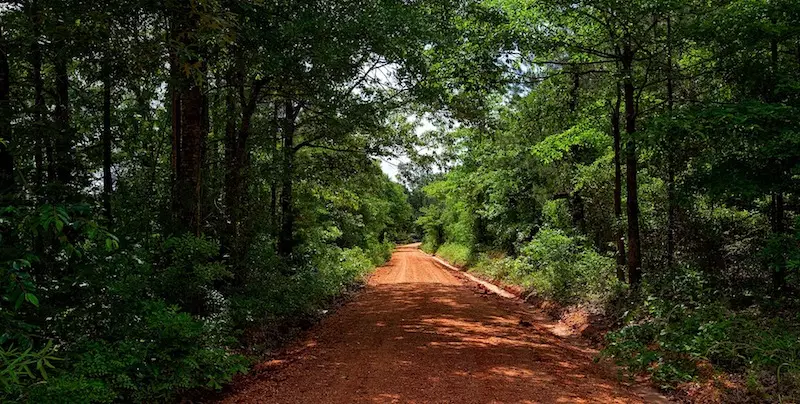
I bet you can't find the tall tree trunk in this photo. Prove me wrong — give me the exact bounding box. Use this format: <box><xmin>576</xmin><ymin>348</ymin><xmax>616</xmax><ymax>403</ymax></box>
<box><xmin>611</xmin><ymin>82</ymin><xmax>626</xmax><ymax>282</ymax></box>
<box><xmin>53</xmin><ymin>0</ymin><xmax>76</xmax><ymax>192</ymax></box>
<box><xmin>277</xmin><ymin>101</ymin><xmax>296</xmax><ymax>257</ymax></box>
<box><xmin>53</xmin><ymin>53</ymin><xmax>73</xmax><ymax>194</ymax></box>
<box><xmin>0</xmin><ymin>23</ymin><xmax>13</xmax><ymax>197</ymax></box>
<box><xmin>772</xmin><ymin>192</ymin><xmax>787</xmax><ymax>292</ymax></box>
<box><xmin>169</xmin><ymin>50</ymin><xmax>182</xmax><ymax>213</ymax></box>
<box><xmin>174</xmin><ymin>84</ymin><xmax>205</xmax><ymax>235</ymax></box>
<box><xmin>224</xmin><ymin>72</ymin><xmax>264</xmax><ymax>264</ymax></box>
<box><xmin>665</xmin><ymin>15</ymin><xmax>676</xmax><ymax>267</ymax></box>
<box><xmin>767</xmin><ymin>22</ymin><xmax>787</xmax><ymax>294</ymax></box>
<box><xmin>29</xmin><ymin>1</ymin><xmax>45</xmax><ymax>254</ymax></box>
<box><xmin>223</xmin><ymin>84</ymin><xmax>239</xmax><ymax>257</ymax></box>
<box><xmin>102</xmin><ymin>56</ymin><xmax>113</xmax><ymax>224</ymax></box>
<box><xmin>169</xmin><ymin>5</ymin><xmax>206</xmax><ymax>235</ymax></box>
<box><xmin>29</xmin><ymin>1</ymin><xmax>45</xmax><ymax>192</ymax></box>
<box><xmin>270</xmin><ymin>103</ymin><xmax>279</xmax><ymax>235</ymax></box>
<box><xmin>622</xmin><ymin>44</ymin><xmax>642</xmax><ymax>287</ymax></box>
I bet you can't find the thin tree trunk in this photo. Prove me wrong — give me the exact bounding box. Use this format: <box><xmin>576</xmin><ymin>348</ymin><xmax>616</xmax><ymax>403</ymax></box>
<box><xmin>665</xmin><ymin>15</ymin><xmax>676</xmax><ymax>267</ymax></box>
<box><xmin>102</xmin><ymin>56</ymin><xmax>113</xmax><ymax>224</ymax></box>
<box><xmin>622</xmin><ymin>44</ymin><xmax>642</xmax><ymax>287</ymax></box>
<box><xmin>270</xmin><ymin>103</ymin><xmax>279</xmax><ymax>235</ymax></box>
<box><xmin>29</xmin><ymin>1</ymin><xmax>45</xmax><ymax>254</ymax></box>
<box><xmin>224</xmin><ymin>71</ymin><xmax>265</xmax><ymax>264</ymax></box>
<box><xmin>278</xmin><ymin>101</ymin><xmax>296</xmax><ymax>257</ymax></box>
<box><xmin>768</xmin><ymin>22</ymin><xmax>787</xmax><ymax>294</ymax></box>
<box><xmin>772</xmin><ymin>192</ymin><xmax>786</xmax><ymax>292</ymax></box>
<box><xmin>611</xmin><ymin>82</ymin><xmax>626</xmax><ymax>282</ymax></box>
<box><xmin>28</xmin><ymin>1</ymin><xmax>45</xmax><ymax>193</ymax></box>
<box><xmin>0</xmin><ymin>23</ymin><xmax>13</xmax><ymax>196</ymax></box>
<box><xmin>53</xmin><ymin>54</ymin><xmax>73</xmax><ymax>192</ymax></box>
<box><xmin>223</xmin><ymin>83</ymin><xmax>239</xmax><ymax>256</ymax></box>
<box><xmin>773</xmin><ymin>192</ymin><xmax>785</xmax><ymax>234</ymax></box>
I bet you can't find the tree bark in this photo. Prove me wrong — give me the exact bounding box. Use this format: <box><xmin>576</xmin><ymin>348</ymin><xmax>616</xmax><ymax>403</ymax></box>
<box><xmin>28</xmin><ymin>1</ymin><xmax>45</xmax><ymax>254</ymax></box>
<box><xmin>28</xmin><ymin>0</ymin><xmax>45</xmax><ymax>194</ymax></box>
<box><xmin>277</xmin><ymin>101</ymin><xmax>297</xmax><ymax>257</ymax></box>
<box><xmin>611</xmin><ymin>82</ymin><xmax>626</xmax><ymax>282</ymax></box>
<box><xmin>772</xmin><ymin>192</ymin><xmax>786</xmax><ymax>292</ymax></box>
<box><xmin>767</xmin><ymin>20</ymin><xmax>786</xmax><ymax>294</ymax></box>
<box><xmin>665</xmin><ymin>15</ymin><xmax>676</xmax><ymax>267</ymax></box>
<box><xmin>622</xmin><ymin>44</ymin><xmax>642</xmax><ymax>287</ymax></box>
<box><xmin>169</xmin><ymin>49</ymin><xmax>181</xmax><ymax>207</ymax></box>
<box><xmin>102</xmin><ymin>56</ymin><xmax>113</xmax><ymax>224</ymax></box>
<box><xmin>0</xmin><ymin>23</ymin><xmax>13</xmax><ymax>197</ymax></box>
<box><xmin>223</xmin><ymin>83</ymin><xmax>239</xmax><ymax>255</ymax></box>
<box><xmin>270</xmin><ymin>103</ymin><xmax>279</xmax><ymax>235</ymax></box>
<box><xmin>53</xmin><ymin>53</ymin><xmax>73</xmax><ymax>193</ymax></box>
<box><xmin>169</xmin><ymin>4</ymin><xmax>206</xmax><ymax>235</ymax></box>
<box><xmin>224</xmin><ymin>71</ymin><xmax>265</xmax><ymax>263</ymax></box>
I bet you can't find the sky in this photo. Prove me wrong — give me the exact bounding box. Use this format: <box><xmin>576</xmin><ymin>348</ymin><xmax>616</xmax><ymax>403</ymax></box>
<box><xmin>378</xmin><ymin>117</ymin><xmax>438</xmax><ymax>182</ymax></box>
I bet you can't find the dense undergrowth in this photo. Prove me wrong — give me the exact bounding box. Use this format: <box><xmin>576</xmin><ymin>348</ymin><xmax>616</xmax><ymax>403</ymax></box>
<box><xmin>2</xmin><ymin>218</ymin><xmax>397</xmax><ymax>403</ymax></box>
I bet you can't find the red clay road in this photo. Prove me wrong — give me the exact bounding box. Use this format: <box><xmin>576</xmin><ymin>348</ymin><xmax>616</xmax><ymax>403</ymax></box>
<box><xmin>220</xmin><ymin>244</ymin><xmax>667</xmax><ymax>403</ymax></box>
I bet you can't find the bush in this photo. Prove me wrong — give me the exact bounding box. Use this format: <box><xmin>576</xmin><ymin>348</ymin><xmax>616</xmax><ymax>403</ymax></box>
<box><xmin>603</xmin><ymin>297</ymin><xmax>800</xmax><ymax>398</ymax></box>
<box><xmin>471</xmin><ymin>229</ymin><xmax>620</xmax><ymax>304</ymax></box>
<box><xmin>362</xmin><ymin>236</ymin><xmax>393</xmax><ymax>267</ymax></box>
<box><xmin>435</xmin><ymin>243</ymin><xmax>472</xmax><ymax>267</ymax></box>
<box><xmin>29</xmin><ymin>301</ymin><xmax>247</xmax><ymax>403</ymax></box>
<box><xmin>420</xmin><ymin>239</ymin><xmax>438</xmax><ymax>254</ymax></box>
<box><xmin>227</xmin><ymin>243</ymin><xmax>379</xmax><ymax>342</ymax></box>
<box><xmin>0</xmin><ymin>342</ymin><xmax>60</xmax><ymax>401</ymax></box>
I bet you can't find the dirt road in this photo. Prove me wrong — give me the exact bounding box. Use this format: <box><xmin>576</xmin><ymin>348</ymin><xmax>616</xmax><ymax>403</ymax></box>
<box><xmin>221</xmin><ymin>244</ymin><xmax>665</xmax><ymax>403</ymax></box>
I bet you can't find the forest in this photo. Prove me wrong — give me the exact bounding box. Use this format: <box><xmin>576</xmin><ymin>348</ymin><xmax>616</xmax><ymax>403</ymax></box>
<box><xmin>1</xmin><ymin>0</ymin><xmax>799</xmax><ymax>402</ymax></box>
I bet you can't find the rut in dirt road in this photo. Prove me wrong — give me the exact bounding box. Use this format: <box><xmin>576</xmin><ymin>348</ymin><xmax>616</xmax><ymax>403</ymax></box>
<box><xmin>221</xmin><ymin>245</ymin><xmax>666</xmax><ymax>403</ymax></box>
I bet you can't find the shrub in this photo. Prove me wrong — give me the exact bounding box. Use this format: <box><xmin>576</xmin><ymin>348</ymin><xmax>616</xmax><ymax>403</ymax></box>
<box><xmin>362</xmin><ymin>236</ymin><xmax>393</xmax><ymax>267</ymax></box>
<box><xmin>471</xmin><ymin>229</ymin><xmax>619</xmax><ymax>304</ymax></box>
<box><xmin>436</xmin><ymin>243</ymin><xmax>472</xmax><ymax>267</ymax></box>
<box><xmin>603</xmin><ymin>298</ymin><xmax>800</xmax><ymax>397</ymax></box>
<box><xmin>227</xmin><ymin>242</ymin><xmax>379</xmax><ymax>343</ymax></box>
<box><xmin>420</xmin><ymin>239</ymin><xmax>438</xmax><ymax>254</ymax></box>
<box><xmin>28</xmin><ymin>301</ymin><xmax>248</xmax><ymax>403</ymax></box>
<box><xmin>0</xmin><ymin>342</ymin><xmax>60</xmax><ymax>401</ymax></box>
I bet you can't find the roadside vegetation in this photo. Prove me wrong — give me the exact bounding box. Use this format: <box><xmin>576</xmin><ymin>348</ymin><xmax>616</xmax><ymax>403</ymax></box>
<box><xmin>3</xmin><ymin>0</ymin><xmax>800</xmax><ymax>402</ymax></box>
<box><xmin>0</xmin><ymin>0</ymin><xmax>464</xmax><ymax>401</ymax></box>
<box><xmin>410</xmin><ymin>0</ymin><xmax>800</xmax><ymax>401</ymax></box>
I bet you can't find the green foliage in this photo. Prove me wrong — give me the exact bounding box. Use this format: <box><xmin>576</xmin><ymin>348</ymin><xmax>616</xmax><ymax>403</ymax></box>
<box><xmin>472</xmin><ymin>229</ymin><xmax>621</xmax><ymax>304</ymax></box>
<box><xmin>604</xmin><ymin>301</ymin><xmax>800</xmax><ymax>398</ymax></box>
<box><xmin>1</xmin><ymin>0</ymin><xmax>799</xmax><ymax>400</ymax></box>
<box><xmin>435</xmin><ymin>243</ymin><xmax>473</xmax><ymax>267</ymax></box>
<box><xmin>409</xmin><ymin>0</ymin><xmax>800</xmax><ymax>399</ymax></box>
<box><xmin>0</xmin><ymin>342</ymin><xmax>60</xmax><ymax>400</ymax></box>
<box><xmin>532</xmin><ymin>123</ymin><xmax>608</xmax><ymax>165</ymax></box>
<box><xmin>227</xmin><ymin>243</ymin><xmax>380</xmax><ymax>335</ymax></box>
<box><xmin>37</xmin><ymin>302</ymin><xmax>248</xmax><ymax>402</ymax></box>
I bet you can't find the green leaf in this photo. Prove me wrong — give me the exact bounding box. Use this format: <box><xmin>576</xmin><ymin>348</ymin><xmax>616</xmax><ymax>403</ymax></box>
<box><xmin>25</xmin><ymin>293</ymin><xmax>39</xmax><ymax>307</ymax></box>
